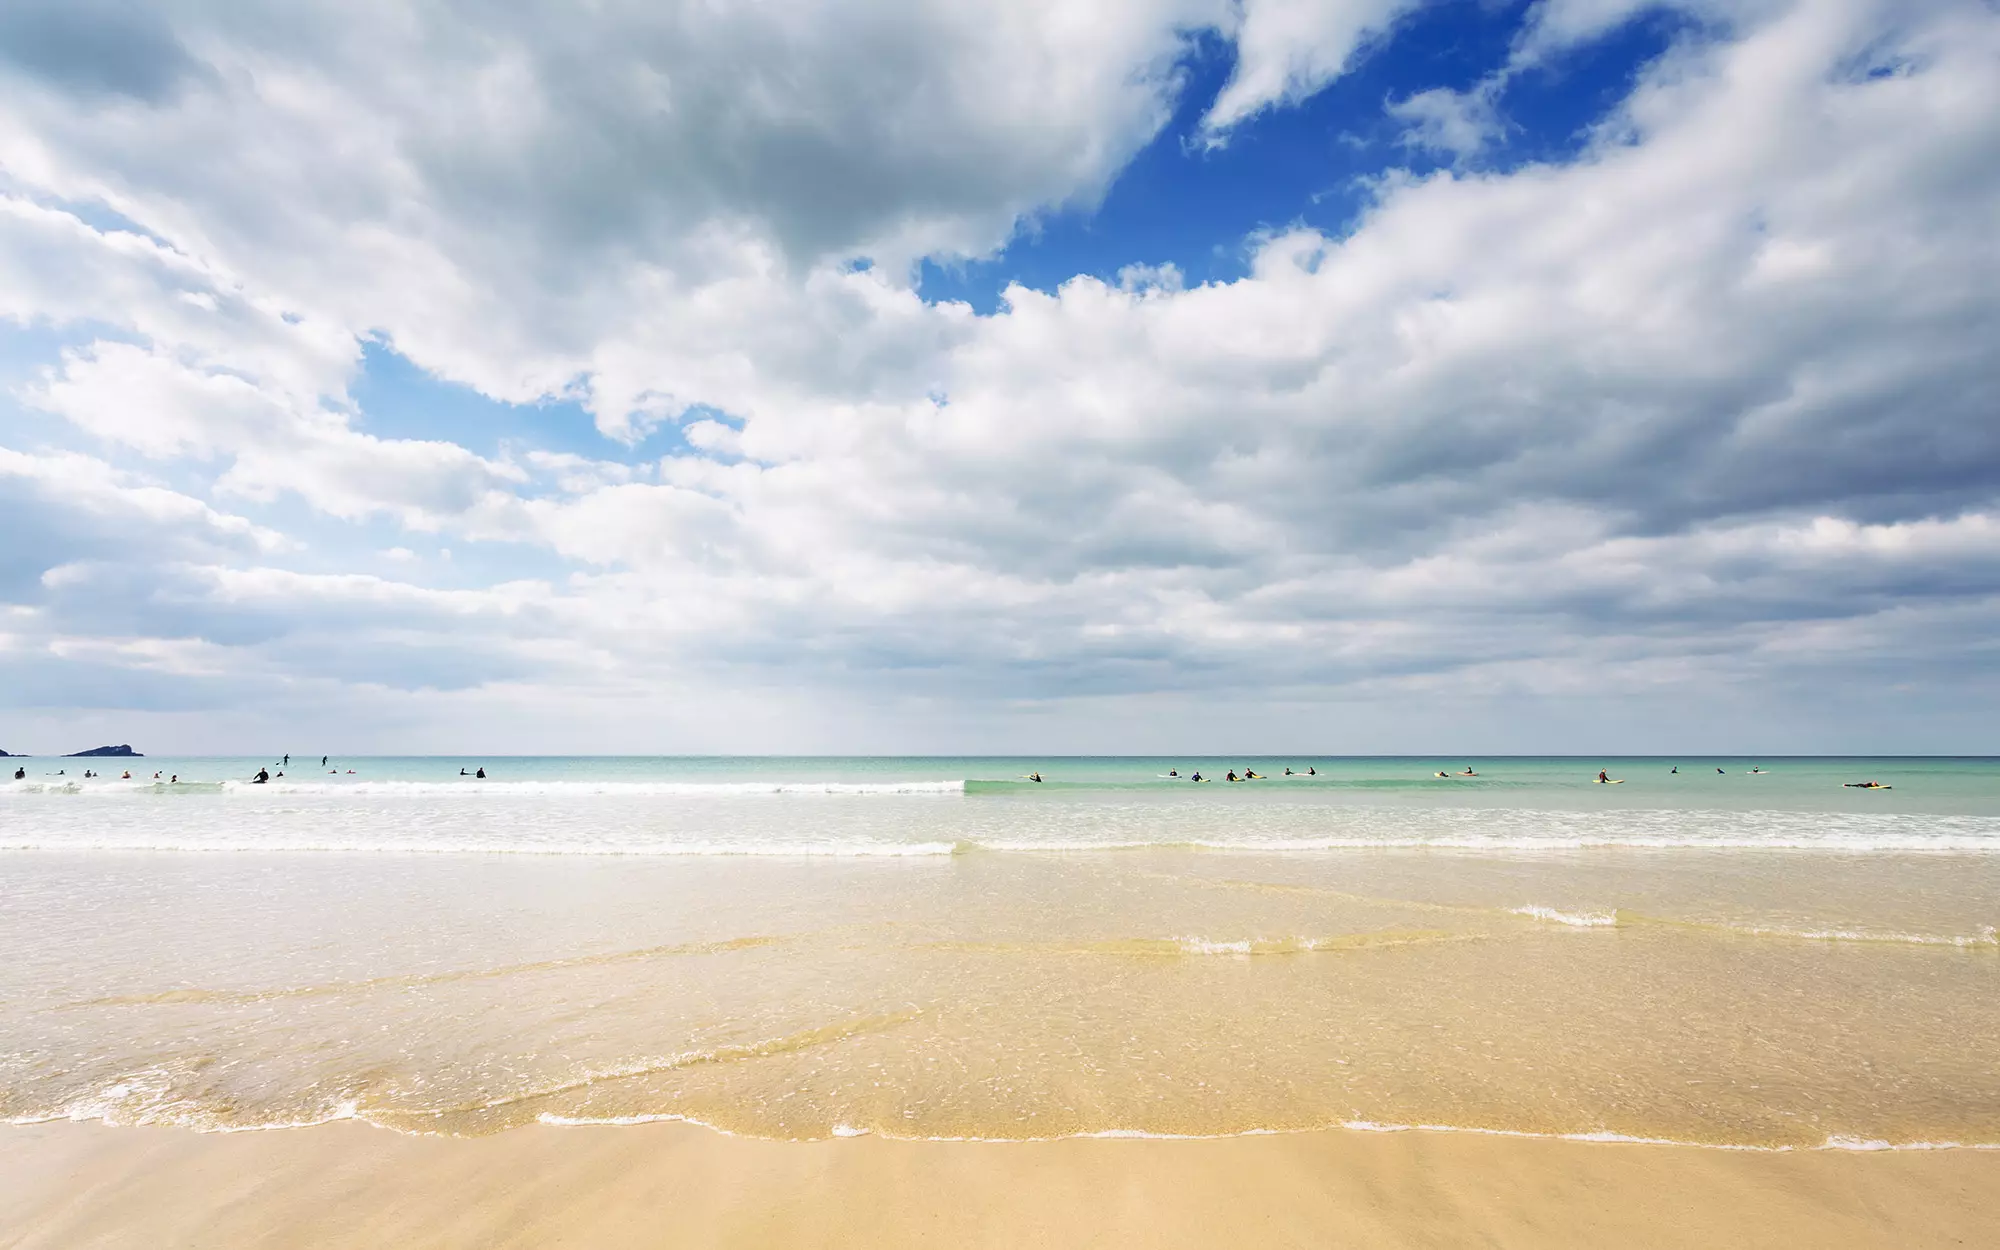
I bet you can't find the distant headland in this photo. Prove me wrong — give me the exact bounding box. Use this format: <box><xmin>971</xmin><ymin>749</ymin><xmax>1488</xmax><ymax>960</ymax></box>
<box><xmin>65</xmin><ymin>745</ymin><xmax>143</xmax><ymax>758</ymax></box>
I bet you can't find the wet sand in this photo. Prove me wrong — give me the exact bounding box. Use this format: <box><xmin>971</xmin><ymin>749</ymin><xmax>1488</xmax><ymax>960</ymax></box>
<box><xmin>3</xmin><ymin>1120</ymin><xmax>1994</xmax><ymax>1249</ymax></box>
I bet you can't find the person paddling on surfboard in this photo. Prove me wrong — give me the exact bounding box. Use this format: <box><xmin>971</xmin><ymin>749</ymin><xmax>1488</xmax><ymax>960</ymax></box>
<box><xmin>1597</xmin><ymin>770</ymin><xmax>1610</xmax><ymax>783</ymax></box>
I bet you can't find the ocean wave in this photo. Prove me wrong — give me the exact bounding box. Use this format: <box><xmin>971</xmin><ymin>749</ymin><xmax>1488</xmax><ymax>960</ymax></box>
<box><xmin>0</xmin><ymin>837</ymin><xmax>966</xmax><ymax>856</ymax></box>
<box><xmin>23</xmin><ymin>1094</ymin><xmax>1992</xmax><ymax>1153</ymax></box>
<box><xmin>927</xmin><ymin>929</ymin><xmax>1463</xmax><ymax>959</ymax></box>
<box><xmin>0</xmin><ymin>778</ymin><xmax>968</xmax><ymax>797</ymax></box>
<box><xmin>1509</xmin><ymin>905</ymin><xmax>1619</xmax><ymax>927</ymax></box>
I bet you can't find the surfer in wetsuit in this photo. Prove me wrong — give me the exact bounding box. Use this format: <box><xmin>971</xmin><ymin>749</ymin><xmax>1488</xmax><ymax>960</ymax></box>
<box><xmin>1671</xmin><ymin>766</ymin><xmax>1678</xmax><ymax>774</ymax></box>
<box><xmin>1244</xmin><ymin>770</ymin><xmax>1263</xmax><ymax>779</ymax></box>
<box><xmin>321</xmin><ymin>756</ymin><xmax>328</xmax><ymax>767</ymax></box>
<box><xmin>475</xmin><ymin>767</ymin><xmax>487</xmax><ymax>779</ymax></box>
<box><xmin>1191</xmin><ymin>771</ymin><xmax>1204</xmax><ymax>782</ymax></box>
<box><xmin>11</xmin><ymin>767</ymin><xmax>22</xmax><ymax>780</ymax></box>
<box><xmin>1168</xmin><ymin>769</ymin><xmax>1178</xmax><ymax>777</ymax></box>
<box><xmin>1307</xmin><ymin>766</ymin><xmax>1315</xmax><ymax>776</ymax></box>
<box><xmin>1226</xmin><ymin>770</ymin><xmax>1239</xmax><ymax>782</ymax></box>
<box><xmin>253</xmin><ymin>768</ymin><xmax>269</xmax><ymax>784</ymax></box>
<box><xmin>1598</xmin><ymin>770</ymin><xmax>1610</xmax><ymax>783</ymax></box>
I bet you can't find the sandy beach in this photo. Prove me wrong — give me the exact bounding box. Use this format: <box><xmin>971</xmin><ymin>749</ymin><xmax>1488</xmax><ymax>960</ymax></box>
<box><xmin>4</xmin><ymin>1120</ymin><xmax>1996</xmax><ymax>1249</ymax></box>
<box><xmin>6</xmin><ymin>763</ymin><xmax>1998</xmax><ymax>1246</ymax></box>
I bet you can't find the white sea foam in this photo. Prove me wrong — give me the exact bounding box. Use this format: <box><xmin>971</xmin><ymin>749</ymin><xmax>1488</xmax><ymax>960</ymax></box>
<box><xmin>19</xmin><ymin>1100</ymin><xmax>1996</xmax><ymax>1153</ymax></box>
<box><xmin>0</xmin><ymin>837</ymin><xmax>965</xmax><ymax>857</ymax></box>
<box><xmin>1</xmin><ymin>778</ymin><xmax>967</xmax><ymax>797</ymax></box>
<box><xmin>223</xmin><ymin>779</ymin><xmax>969</xmax><ymax>797</ymax></box>
<box><xmin>1510</xmin><ymin>905</ymin><xmax>1619</xmax><ymax>927</ymax></box>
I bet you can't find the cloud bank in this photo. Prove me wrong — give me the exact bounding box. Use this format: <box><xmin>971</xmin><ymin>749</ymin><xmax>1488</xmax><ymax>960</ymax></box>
<box><xmin>1</xmin><ymin>0</ymin><xmax>1996</xmax><ymax>752</ymax></box>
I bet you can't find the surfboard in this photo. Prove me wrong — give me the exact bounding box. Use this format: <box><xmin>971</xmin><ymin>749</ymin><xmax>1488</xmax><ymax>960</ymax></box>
<box><xmin>1594</xmin><ymin>778</ymin><xmax>1625</xmax><ymax>784</ymax></box>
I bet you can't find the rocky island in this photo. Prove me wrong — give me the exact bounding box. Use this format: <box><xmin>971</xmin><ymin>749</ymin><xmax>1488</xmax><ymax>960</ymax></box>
<box><xmin>65</xmin><ymin>745</ymin><xmax>142</xmax><ymax>758</ymax></box>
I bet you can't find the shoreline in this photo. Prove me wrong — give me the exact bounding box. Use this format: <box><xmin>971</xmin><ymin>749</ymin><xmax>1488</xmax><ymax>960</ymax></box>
<box><xmin>6</xmin><ymin>1119</ymin><xmax>1997</xmax><ymax>1248</ymax></box>
<box><xmin>17</xmin><ymin>1109</ymin><xmax>2000</xmax><ymax>1154</ymax></box>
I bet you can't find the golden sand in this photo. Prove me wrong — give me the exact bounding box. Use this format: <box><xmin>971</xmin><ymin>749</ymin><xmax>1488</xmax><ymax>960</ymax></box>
<box><xmin>3</xmin><ymin>1120</ymin><xmax>1994</xmax><ymax>1249</ymax></box>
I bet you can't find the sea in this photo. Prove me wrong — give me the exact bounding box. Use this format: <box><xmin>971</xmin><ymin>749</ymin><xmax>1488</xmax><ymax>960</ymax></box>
<box><xmin>3</xmin><ymin>756</ymin><xmax>1997</xmax><ymax>1149</ymax></box>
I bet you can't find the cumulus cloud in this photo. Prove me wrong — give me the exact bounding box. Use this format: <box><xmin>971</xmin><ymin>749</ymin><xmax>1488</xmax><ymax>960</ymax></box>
<box><xmin>1201</xmin><ymin>0</ymin><xmax>1425</xmax><ymax>135</ymax></box>
<box><xmin>0</xmin><ymin>0</ymin><xmax>1996</xmax><ymax>748</ymax></box>
<box><xmin>1386</xmin><ymin>85</ymin><xmax>1504</xmax><ymax>160</ymax></box>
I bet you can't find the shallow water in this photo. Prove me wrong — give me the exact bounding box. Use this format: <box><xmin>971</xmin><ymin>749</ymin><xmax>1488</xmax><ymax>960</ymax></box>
<box><xmin>2</xmin><ymin>757</ymin><xmax>1997</xmax><ymax>1146</ymax></box>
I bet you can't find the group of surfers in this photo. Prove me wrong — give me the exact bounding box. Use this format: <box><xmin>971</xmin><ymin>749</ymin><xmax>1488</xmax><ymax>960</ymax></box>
<box><xmin>1024</xmin><ymin>766</ymin><xmax>1320</xmax><ymax>784</ymax></box>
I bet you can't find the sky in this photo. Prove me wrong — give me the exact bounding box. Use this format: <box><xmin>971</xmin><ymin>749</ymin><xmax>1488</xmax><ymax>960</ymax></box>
<box><xmin>1</xmin><ymin>0</ymin><xmax>1997</xmax><ymax>755</ymax></box>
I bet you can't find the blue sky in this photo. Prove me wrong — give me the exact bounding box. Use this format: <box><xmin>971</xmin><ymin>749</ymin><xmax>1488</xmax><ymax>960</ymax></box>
<box><xmin>2</xmin><ymin>0</ymin><xmax>1998</xmax><ymax>754</ymax></box>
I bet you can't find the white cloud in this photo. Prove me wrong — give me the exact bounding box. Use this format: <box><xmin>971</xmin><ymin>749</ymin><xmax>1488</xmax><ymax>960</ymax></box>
<box><xmin>1386</xmin><ymin>85</ymin><xmax>1504</xmax><ymax>160</ymax></box>
<box><xmin>1</xmin><ymin>0</ymin><xmax>1997</xmax><ymax>747</ymax></box>
<box><xmin>1201</xmin><ymin>0</ymin><xmax>1425</xmax><ymax>135</ymax></box>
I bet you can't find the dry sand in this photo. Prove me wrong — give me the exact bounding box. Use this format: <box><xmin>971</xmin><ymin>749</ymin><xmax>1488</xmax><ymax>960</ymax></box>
<box><xmin>3</xmin><ymin>1121</ymin><xmax>1994</xmax><ymax>1249</ymax></box>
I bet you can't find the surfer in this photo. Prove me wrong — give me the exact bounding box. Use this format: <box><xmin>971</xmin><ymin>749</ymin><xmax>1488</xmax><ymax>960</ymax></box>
<box><xmin>1435</xmin><ymin>771</ymin><xmax>1449</xmax><ymax>778</ymax></box>
<box><xmin>1226</xmin><ymin>771</ymin><xmax>1240</xmax><ymax>782</ymax></box>
<box><xmin>282</xmin><ymin>754</ymin><xmax>289</xmax><ymax>767</ymax></box>
<box><xmin>1671</xmin><ymin>766</ymin><xmax>1678</xmax><ymax>774</ymax></box>
<box><xmin>1843</xmin><ymin>781</ymin><xmax>1891</xmax><ymax>789</ymax></box>
<box><xmin>475</xmin><ymin>767</ymin><xmax>487</xmax><ymax>779</ymax></box>
<box><xmin>1717</xmin><ymin>767</ymin><xmax>1725</xmax><ymax>774</ymax></box>
<box><xmin>1284</xmin><ymin>767</ymin><xmax>1293</xmax><ymax>776</ymax></box>
<box><xmin>1597</xmin><ymin>770</ymin><xmax>1610</xmax><ymax>783</ymax></box>
<box><xmin>1307</xmin><ymin>766</ymin><xmax>1315</xmax><ymax>776</ymax></box>
<box><xmin>11</xmin><ymin>767</ymin><xmax>22</xmax><ymax>780</ymax></box>
<box><xmin>1244</xmin><ymin>769</ymin><xmax>1263</xmax><ymax>779</ymax></box>
<box><xmin>1190</xmin><ymin>771</ymin><xmax>1204</xmax><ymax>782</ymax></box>
<box><xmin>1168</xmin><ymin>769</ymin><xmax>1179</xmax><ymax>777</ymax></box>
<box><xmin>1460</xmin><ymin>767</ymin><xmax>1476</xmax><ymax>776</ymax></box>
<box><xmin>321</xmin><ymin>756</ymin><xmax>328</xmax><ymax>767</ymax></box>
<box><xmin>120</xmin><ymin>771</ymin><xmax>131</xmax><ymax>779</ymax></box>
<box><xmin>460</xmin><ymin>768</ymin><xmax>469</xmax><ymax>776</ymax></box>
<box><xmin>253</xmin><ymin>768</ymin><xmax>269</xmax><ymax>784</ymax></box>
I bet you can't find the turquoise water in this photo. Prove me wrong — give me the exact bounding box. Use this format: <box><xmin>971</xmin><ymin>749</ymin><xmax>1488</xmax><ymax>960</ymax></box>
<box><xmin>11</xmin><ymin>754</ymin><xmax>1995</xmax><ymax>801</ymax></box>
<box><xmin>4</xmin><ymin>755</ymin><xmax>1999</xmax><ymax>1145</ymax></box>
<box><xmin>4</xmin><ymin>756</ymin><xmax>1995</xmax><ymax>853</ymax></box>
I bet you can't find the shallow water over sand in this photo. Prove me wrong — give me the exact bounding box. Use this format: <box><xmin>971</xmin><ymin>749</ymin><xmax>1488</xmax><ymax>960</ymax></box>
<box><xmin>3</xmin><ymin>758</ymin><xmax>1997</xmax><ymax>1147</ymax></box>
